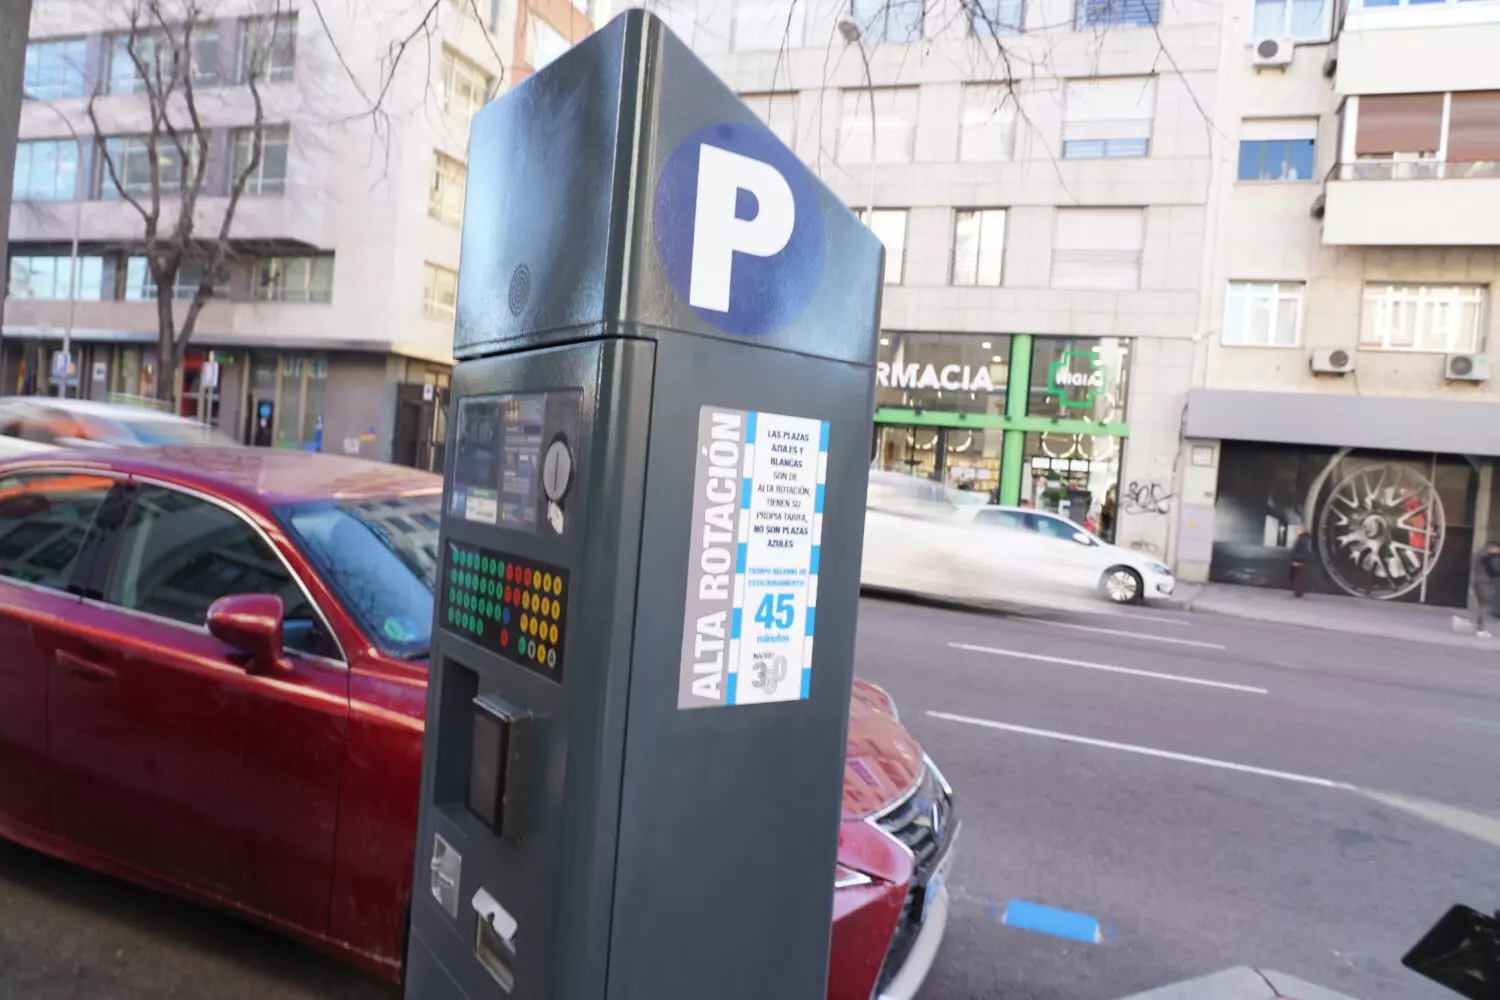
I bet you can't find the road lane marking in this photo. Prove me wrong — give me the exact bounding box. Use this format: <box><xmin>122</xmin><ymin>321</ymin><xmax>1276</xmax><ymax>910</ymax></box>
<box><xmin>1064</xmin><ymin>608</ymin><xmax>1193</xmax><ymax>628</ymax></box>
<box><xmin>1458</xmin><ymin>717</ymin><xmax>1500</xmax><ymax>731</ymax></box>
<box><xmin>926</xmin><ymin>710</ymin><xmax>1353</xmax><ymax>790</ymax></box>
<box><xmin>1359</xmin><ymin>790</ymin><xmax>1500</xmax><ymax>851</ymax></box>
<box><xmin>1001</xmin><ymin>900</ymin><xmax>1109</xmax><ymax>944</ymax></box>
<box><xmin>1026</xmin><ymin>619</ymin><xmax>1227</xmax><ymax>650</ymax></box>
<box><xmin>948</xmin><ymin>643</ymin><xmax>1267</xmax><ymax>695</ymax></box>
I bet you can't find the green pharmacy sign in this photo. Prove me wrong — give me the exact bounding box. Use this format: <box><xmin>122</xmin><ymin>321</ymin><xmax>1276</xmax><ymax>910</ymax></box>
<box><xmin>1047</xmin><ymin>350</ymin><xmax>1107</xmax><ymax>409</ymax></box>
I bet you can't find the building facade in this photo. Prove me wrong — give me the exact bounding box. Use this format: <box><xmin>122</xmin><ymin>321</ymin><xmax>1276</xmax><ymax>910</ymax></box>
<box><xmin>653</xmin><ymin>0</ymin><xmax>1222</xmax><ymax>554</ymax></box>
<box><xmin>5</xmin><ymin>0</ymin><xmax>592</xmax><ymax>469</ymax></box>
<box><xmin>1177</xmin><ymin>0</ymin><xmax>1500</xmax><ymax>607</ymax></box>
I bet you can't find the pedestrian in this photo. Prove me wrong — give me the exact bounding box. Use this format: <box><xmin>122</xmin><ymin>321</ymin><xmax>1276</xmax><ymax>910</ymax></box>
<box><xmin>1288</xmin><ymin>525</ymin><xmax>1313</xmax><ymax>598</ymax></box>
<box><xmin>1471</xmin><ymin>541</ymin><xmax>1500</xmax><ymax>638</ymax></box>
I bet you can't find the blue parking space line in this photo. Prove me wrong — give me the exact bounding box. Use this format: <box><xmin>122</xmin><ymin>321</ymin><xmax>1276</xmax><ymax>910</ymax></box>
<box><xmin>1001</xmin><ymin>900</ymin><xmax>1103</xmax><ymax>944</ymax></box>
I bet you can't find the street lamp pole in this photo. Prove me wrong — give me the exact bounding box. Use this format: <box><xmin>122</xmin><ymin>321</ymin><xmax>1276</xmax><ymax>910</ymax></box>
<box><xmin>837</xmin><ymin>19</ymin><xmax>876</xmax><ymax>222</ymax></box>
<box><xmin>24</xmin><ymin>93</ymin><xmax>82</xmax><ymax>399</ymax></box>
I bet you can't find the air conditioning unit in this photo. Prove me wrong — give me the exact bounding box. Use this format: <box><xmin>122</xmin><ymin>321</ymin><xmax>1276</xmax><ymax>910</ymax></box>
<box><xmin>1445</xmin><ymin>353</ymin><xmax>1492</xmax><ymax>382</ymax></box>
<box><xmin>1310</xmin><ymin>348</ymin><xmax>1355</xmax><ymax>375</ymax></box>
<box><xmin>1253</xmin><ymin>37</ymin><xmax>1295</xmax><ymax>68</ymax></box>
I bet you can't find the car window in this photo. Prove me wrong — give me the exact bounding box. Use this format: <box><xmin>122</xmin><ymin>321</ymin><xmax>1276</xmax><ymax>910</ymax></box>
<box><xmin>0</xmin><ymin>472</ymin><xmax>113</xmax><ymax>589</ymax></box>
<box><xmin>104</xmin><ymin>485</ymin><xmax>337</xmax><ymax>659</ymax></box>
<box><xmin>972</xmin><ymin>508</ymin><xmax>1028</xmax><ymax>531</ymax></box>
<box><xmin>116</xmin><ymin>418</ymin><xmax>236</xmax><ymax>447</ymax></box>
<box><xmin>1025</xmin><ymin>513</ymin><xmax>1083</xmax><ymax>542</ymax></box>
<box><xmin>278</xmin><ymin>495</ymin><xmax>441</xmax><ymax>660</ymax></box>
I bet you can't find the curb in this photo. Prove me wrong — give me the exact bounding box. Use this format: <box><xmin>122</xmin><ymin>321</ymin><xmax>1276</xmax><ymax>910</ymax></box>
<box><xmin>1115</xmin><ymin>967</ymin><xmax>1362</xmax><ymax>1000</ymax></box>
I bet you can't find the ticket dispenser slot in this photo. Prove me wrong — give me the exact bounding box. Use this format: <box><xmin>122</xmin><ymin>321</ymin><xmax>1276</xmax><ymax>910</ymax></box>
<box><xmin>468</xmin><ymin>694</ymin><xmax>531</xmax><ymax>839</ymax></box>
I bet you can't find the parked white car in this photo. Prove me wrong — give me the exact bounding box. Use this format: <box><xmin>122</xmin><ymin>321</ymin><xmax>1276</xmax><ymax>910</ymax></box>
<box><xmin>0</xmin><ymin>397</ymin><xmax>235</xmax><ymax>462</ymax></box>
<box><xmin>861</xmin><ymin>472</ymin><xmax>1174</xmax><ymax>605</ymax></box>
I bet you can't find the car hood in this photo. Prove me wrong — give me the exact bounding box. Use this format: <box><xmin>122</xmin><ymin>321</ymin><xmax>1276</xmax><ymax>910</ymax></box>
<box><xmin>843</xmin><ymin>680</ymin><xmax>924</xmax><ymax>820</ymax></box>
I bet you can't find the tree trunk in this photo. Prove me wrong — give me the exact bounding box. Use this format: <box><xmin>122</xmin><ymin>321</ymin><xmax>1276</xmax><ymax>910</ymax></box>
<box><xmin>155</xmin><ymin>293</ymin><xmax>177</xmax><ymax>407</ymax></box>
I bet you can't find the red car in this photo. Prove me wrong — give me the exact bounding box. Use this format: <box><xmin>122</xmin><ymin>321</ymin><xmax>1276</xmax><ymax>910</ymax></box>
<box><xmin>0</xmin><ymin>448</ymin><xmax>956</xmax><ymax>1000</ymax></box>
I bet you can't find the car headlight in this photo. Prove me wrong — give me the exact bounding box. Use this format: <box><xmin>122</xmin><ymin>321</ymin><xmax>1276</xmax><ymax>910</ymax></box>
<box><xmin>835</xmin><ymin>864</ymin><xmax>873</xmax><ymax>889</ymax></box>
<box><xmin>1146</xmin><ymin>562</ymin><xmax>1171</xmax><ymax>575</ymax></box>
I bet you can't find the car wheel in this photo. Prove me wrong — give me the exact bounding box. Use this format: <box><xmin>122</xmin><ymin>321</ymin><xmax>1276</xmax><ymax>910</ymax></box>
<box><xmin>1101</xmin><ymin>566</ymin><xmax>1143</xmax><ymax>604</ymax></box>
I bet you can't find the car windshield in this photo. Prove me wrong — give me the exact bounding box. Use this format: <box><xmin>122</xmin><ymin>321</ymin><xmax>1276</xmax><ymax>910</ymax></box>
<box><xmin>277</xmin><ymin>494</ymin><xmax>442</xmax><ymax>659</ymax></box>
<box><xmin>113</xmin><ymin>417</ymin><xmax>237</xmax><ymax>447</ymax></box>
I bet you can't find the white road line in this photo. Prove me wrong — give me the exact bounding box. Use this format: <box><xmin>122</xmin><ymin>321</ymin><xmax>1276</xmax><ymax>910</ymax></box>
<box><xmin>948</xmin><ymin>643</ymin><xmax>1268</xmax><ymax>695</ymax></box>
<box><xmin>926</xmin><ymin>710</ymin><xmax>1353</xmax><ymax>790</ymax></box>
<box><xmin>1063</xmin><ymin>607</ymin><xmax>1194</xmax><ymax>628</ymax></box>
<box><xmin>1028</xmin><ymin>619</ymin><xmax>1227</xmax><ymax>650</ymax></box>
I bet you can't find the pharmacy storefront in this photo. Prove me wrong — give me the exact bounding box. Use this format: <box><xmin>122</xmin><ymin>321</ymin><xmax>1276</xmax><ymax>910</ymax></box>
<box><xmin>873</xmin><ymin>333</ymin><xmax>1133</xmax><ymax>539</ymax></box>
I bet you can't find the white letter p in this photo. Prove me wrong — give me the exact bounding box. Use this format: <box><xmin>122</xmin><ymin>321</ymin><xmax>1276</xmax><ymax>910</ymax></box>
<box><xmin>689</xmin><ymin>144</ymin><xmax>795</xmax><ymax>314</ymax></box>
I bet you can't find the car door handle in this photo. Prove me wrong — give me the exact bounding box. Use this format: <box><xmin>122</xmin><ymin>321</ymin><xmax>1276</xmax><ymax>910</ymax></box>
<box><xmin>56</xmin><ymin>650</ymin><xmax>116</xmax><ymax>683</ymax></box>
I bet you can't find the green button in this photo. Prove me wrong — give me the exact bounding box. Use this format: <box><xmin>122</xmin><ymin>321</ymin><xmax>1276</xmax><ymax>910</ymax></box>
<box><xmin>477</xmin><ymin>620</ymin><xmax>485</xmax><ymax>636</ymax></box>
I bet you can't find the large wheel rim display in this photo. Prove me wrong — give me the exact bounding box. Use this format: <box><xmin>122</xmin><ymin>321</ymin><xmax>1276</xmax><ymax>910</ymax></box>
<box><xmin>1314</xmin><ymin>460</ymin><xmax>1445</xmax><ymax>600</ymax></box>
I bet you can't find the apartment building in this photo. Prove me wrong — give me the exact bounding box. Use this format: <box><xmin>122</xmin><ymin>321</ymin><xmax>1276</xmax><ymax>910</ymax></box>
<box><xmin>649</xmin><ymin>0</ymin><xmax>1223</xmax><ymax>558</ymax></box>
<box><xmin>1176</xmin><ymin>0</ymin><xmax>1500</xmax><ymax>607</ymax></box>
<box><xmin>5</xmin><ymin>0</ymin><xmax>591</xmax><ymax>468</ymax></box>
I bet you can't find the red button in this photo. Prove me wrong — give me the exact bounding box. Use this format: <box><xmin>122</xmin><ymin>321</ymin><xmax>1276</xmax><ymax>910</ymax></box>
<box><xmin>500</xmin><ymin>629</ymin><xmax>509</xmax><ymax>646</ymax></box>
<box><xmin>504</xmin><ymin>585</ymin><xmax>512</xmax><ymax>602</ymax></box>
<box><xmin>524</xmin><ymin>568</ymin><xmax>533</xmax><ymax>586</ymax></box>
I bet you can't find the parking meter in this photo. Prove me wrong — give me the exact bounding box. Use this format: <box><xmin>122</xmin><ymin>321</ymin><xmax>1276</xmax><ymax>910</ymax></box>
<box><xmin>406</xmin><ymin>10</ymin><xmax>884</xmax><ymax>1000</ymax></box>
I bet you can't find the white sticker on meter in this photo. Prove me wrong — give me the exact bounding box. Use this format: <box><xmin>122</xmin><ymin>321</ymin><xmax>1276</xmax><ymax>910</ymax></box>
<box><xmin>677</xmin><ymin>407</ymin><xmax>829</xmax><ymax>710</ymax></box>
<box><xmin>465</xmin><ymin>490</ymin><xmax>499</xmax><ymax>525</ymax></box>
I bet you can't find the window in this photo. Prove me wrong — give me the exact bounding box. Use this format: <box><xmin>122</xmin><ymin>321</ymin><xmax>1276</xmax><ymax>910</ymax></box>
<box><xmin>254</xmin><ymin>256</ymin><xmax>334</xmax><ymax>303</ymax></box>
<box><xmin>189</xmin><ymin>24</ymin><xmax>221</xmax><ymax>86</ymax></box>
<box><xmin>1252</xmin><ymin>0</ymin><xmax>1327</xmax><ymax>39</ymax></box>
<box><xmin>104</xmin><ymin>486</ymin><xmax>336</xmax><ymax>658</ymax></box>
<box><xmin>430</xmin><ymin>152</ymin><xmax>467</xmax><ymax>226</ymax></box>
<box><xmin>423</xmin><ymin>263</ymin><xmax>459</xmax><ymax>320</ymax></box>
<box><xmin>733</xmin><ymin>0</ymin><xmax>806</xmax><ymax>49</ymax></box>
<box><xmin>100</xmin><ymin>136</ymin><xmax>200</xmax><ymax>199</ymax></box>
<box><xmin>1238</xmin><ymin>118</ymin><xmax>1317</xmax><ymax>180</ymax></box>
<box><xmin>1063</xmin><ymin>77</ymin><xmax>1155</xmax><ymax>159</ymax></box>
<box><xmin>952</xmin><ymin>209</ymin><xmax>1006</xmax><ymax>287</ymax></box>
<box><xmin>959</xmin><ymin>84</ymin><xmax>1017</xmax><ymax>162</ymax></box>
<box><xmin>230</xmin><ymin>125</ymin><xmax>290</xmax><ymax>196</ymax></box>
<box><xmin>12</xmin><ymin>140</ymin><xmax>79</xmax><ymax>202</ymax></box>
<box><xmin>125</xmin><ymin>257</ymin><xmax>231</xmax><ymax>302</ymax></box>
<box><xmin>23</xmin><ymin>39</ymin><xmax>86</xmax><ymax>99</ymax></box>
<box><xmin>1051</xmin><ymin>208</ymin><xmax>1144</xmax><ymax>290</ymax></box>
<box><xmin>970</xmin><ymin>0</ymin><xmax>1024</xmax><ymax>34</ymax></box>
<box><xmin>1448</xmin><ymin>92</ymin><xmax>1500</xmax><ymax>164</ymax></box>
<box><xmin>741</xmin><ymin>92</ymin><xmax>797</xmax><ymax>149</ymax></box>
<box><xmin>279</xmin><ymin>495</ymin><xmax>444</xmax><ymax>659</ymax></box>
<box><xmin>107</xmin><ymin>31</ymin><xmax>171</xmax><ymax>95</ymax></box>
<box><xmin>838</xmin><ymin>87</ymin><xmax>919</xmax><ymax>164</ymax></box>
<box><xmin>973</xmin><ymin>508</ymin><xmax>1027</xmax><ymax>530</ymax></box>
<box><xmin>446</xmin><ymin>0</ymin><xmax>495</xmax><ymax>28</ymax></box>
<box><xmin>1026</xmin><ymin>513</ymin><xmax>1082</xmax><ymax>541</ymax></box>
<box><xmin>1076</xmin><ymin>0</ymin><xmax>1159</xmax><ymax>27</ymax></box>
<box><xmin>0</xmin><ymin>473</ymin><xmax>113</xmax><ymax>590</ymax></box>
<box><xmin>1360</xmin><ymin>284</ymin><xmax>1486</xmax><ymax>353</ymax></box>
<box><xmin>529</xmin><ymin>17</ymin><xmax>570</xmax><ymax>70</ymax></box>
<box><xmin>1355</xmin><ymin>93</ymin><xmax>1443</xmax><ymax>163</ymax></box>
<box><xmin>7</xmin><ymin>256</ymin><xmax>104</xmax><ymax>301</ymax></box>
<box><xmin>239</xmin><ymin>15</ymin><xmax>297</xmax><ymax>83</ymax></box>
<box><xmin>853</xmin><ymin>209</ymin><xmax>907</xmax><ymax>285</ymax></box>
<box><xmin>1224</xmin><ymin>282</ymin><xmax>1304</xmax><ymax>347</ymax></box>
<box><xmin>850</xmin><ymin>0</ymin><xmax>925</xmax><ymax>42</ymax></box>
<box><xmin>440</xmin><ymin>47</ymin><xmax>494</xmax><ymax>128</ymax></box>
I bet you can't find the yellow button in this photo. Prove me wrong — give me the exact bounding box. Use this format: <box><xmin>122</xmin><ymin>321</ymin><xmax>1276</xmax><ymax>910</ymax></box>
<box><xmin>553</xmin><ymin>576</ymin><xmax>563</xmax><ymax>596</ymax></box>
<box><xmin>520</xmin><ymin>613</ymin><xmax>530</xmax><ymax>633</ymax></box>
<box><xmin>549</xmin><ymin>623</ymin><xmax>558</xmax><ymax>644</ymax></box>
<box><xmin>541</xmin><ymin>573</ymin><xmax>552</xmax><ymax>592</ymax></box>
<box><xmin>526</xmin><ymin>592</ymin><xmax>536</xmax><ymax>612</ymax></box>
<box><xmin>536</xmin><ymin>643</ymin><xmax>546</xmax><ymax>662</ymax></box>
<box><xmin>530</xmin><ymin>617</ymin><xmax>540</xmax><ymax>637</ymax></box>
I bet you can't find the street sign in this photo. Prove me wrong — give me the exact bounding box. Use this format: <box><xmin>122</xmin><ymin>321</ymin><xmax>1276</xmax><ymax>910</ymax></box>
<box><xmin>50</xmin><ymin>350</ymin><xmax>72</xmax><ymax>379</ymax></box>
<box><xmin>202</xmin><ymin>361</ymin><xmax>220</xmax><ymax>390</ymax></box>
<box><xmin>407</xmin><ymin>12</ymin><xmax>883</xmax><ymax>1000</ymax></box>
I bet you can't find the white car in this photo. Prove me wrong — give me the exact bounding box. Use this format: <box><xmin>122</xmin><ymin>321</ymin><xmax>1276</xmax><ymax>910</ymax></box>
<box><xmin>0</xmin><ymin>397</ymin><xmax>235</xmax><ymax>461</ymax></box>
<box><xmin>861</xmin><ymin>474</ymin><xmax>1174</xmax><ymax>605</ymax></box>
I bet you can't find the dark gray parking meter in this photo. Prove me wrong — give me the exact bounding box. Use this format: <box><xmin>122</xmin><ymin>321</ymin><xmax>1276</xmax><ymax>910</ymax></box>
<box><xmin>406</xmin><ymin>10</ymin><xmax>883</xmax><ymax>999</ymax></box>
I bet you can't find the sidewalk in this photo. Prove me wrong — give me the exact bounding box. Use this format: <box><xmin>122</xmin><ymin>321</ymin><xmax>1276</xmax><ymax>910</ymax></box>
<box><xmin>1166</xmin><ymin>581</ymin><xmax>1498</xmax><ymax>652</ymax></box>
<box><xmin>1116</xmin><ymin>966</ymin><xmax>1361</xmax><ymax>1000</ymax></box>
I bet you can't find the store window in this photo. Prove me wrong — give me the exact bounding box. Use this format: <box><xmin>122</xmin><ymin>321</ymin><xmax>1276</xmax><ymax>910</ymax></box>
<box><xmin>1022</xmin><ymin>431</ymin><xmax>1124</xmax><ymax>540</ymax></box>
<box><xmin>872</xmin><ymin>425</ymin><xmax>1001</xmax><ymax>494</ymax></box>
<box><xmin>876</xmin><ymin>332</ymin><xmax>1012</xmax><ymax>416</ymax></box>
<box><xmin>267</xmin><ymin>352</ymin><xmax>330</xmax><ymax>450</ymax></box>
<box><xmin>1027</xmin><ymin>336</ymin><xmax>1131</xmax><ymax>424</ymax></box>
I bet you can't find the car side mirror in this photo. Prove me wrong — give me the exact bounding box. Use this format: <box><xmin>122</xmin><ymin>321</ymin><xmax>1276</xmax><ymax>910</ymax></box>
<box><xmin>1403</xmin><ymin>904</ymin><xmax>1500</xmax><ymax>999</ymax></box>
<box><xmin>207</xmin><ymin>594</ymin><xmax>290</xmax><ymax>675</ymax></box>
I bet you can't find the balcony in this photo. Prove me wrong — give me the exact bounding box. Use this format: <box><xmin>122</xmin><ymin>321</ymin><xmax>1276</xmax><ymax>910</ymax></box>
<box><xmin>8</xmin><ymin>195</ymin><xmax>326</xmax><ymax>250</ymax></box>
<box><xmin>1321</xmin><ymin>161</ymin><xmax>1500</xmax><ymax>245</ymax></box>
<box><xmin>1336</xmin><ymin>0</ymin><xmax>1500</xmax><ymax>95</ymax></box>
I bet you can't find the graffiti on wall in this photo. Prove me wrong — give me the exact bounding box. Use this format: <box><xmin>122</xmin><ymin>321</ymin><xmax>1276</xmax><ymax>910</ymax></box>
<box><xmin>1122</xmin><ymin>481</ymin><xmax>1174</xmax><ymax>515</ymax></box>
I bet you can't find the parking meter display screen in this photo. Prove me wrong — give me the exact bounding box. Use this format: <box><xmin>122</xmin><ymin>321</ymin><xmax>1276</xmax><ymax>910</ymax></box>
<box><xmin>449</xmin><ymin>391</ymin><xmax>582</xmax><ymax>537</ymax></box>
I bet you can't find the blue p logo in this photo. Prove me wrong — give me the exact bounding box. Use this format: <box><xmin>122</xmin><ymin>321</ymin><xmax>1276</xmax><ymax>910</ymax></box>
<box><xmin>653</xmin><ymin>122</ymin><xmax>824</xmax><ymax>336</ymax></box>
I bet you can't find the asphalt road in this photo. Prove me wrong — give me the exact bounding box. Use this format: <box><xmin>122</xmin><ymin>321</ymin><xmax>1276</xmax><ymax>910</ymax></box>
<box><xmin>1</xmin><ymin>596</ymin><xmax>1498</xmax><ymax>999</ymax></box>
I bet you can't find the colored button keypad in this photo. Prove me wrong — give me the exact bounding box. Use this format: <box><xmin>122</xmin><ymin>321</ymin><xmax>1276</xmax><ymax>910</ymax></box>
<box><xmin>442</xmin><ymin>542</ymin><xmax>569</xmax><ymax>681</ymax></box>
